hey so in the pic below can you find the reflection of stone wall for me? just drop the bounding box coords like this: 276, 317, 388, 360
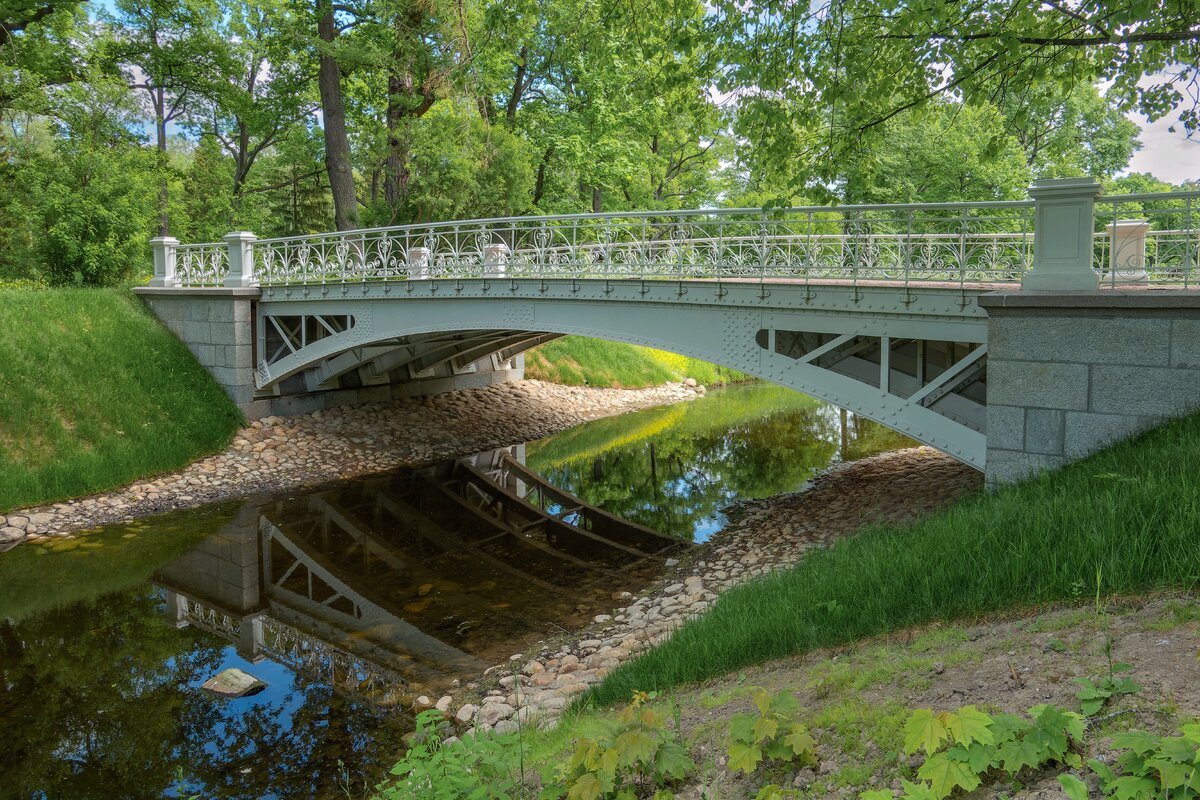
155, 506, 263, 614
981, 292, 1200, 486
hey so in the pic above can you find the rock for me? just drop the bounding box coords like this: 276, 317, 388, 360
201, 668, 266, 698
435, 695, 453, 712
6, 516, 28, 530
559, 654, 581, 673
455, 704, 479, 724
414, 695, 434, 710
664, 558, 680, 567
523, 660, 545, 675
478, 702, 515, 726
593, 614, 612, 624
683, 378, 698, 388
27, 512, 55, 527
0, 527, 24, 543
493, 719, 520, 735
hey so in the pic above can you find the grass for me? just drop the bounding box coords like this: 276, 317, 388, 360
524, 336, 748, 388
587, 411, 1200, 706
0, 288, 242, 512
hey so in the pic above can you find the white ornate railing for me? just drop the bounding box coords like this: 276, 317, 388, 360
175, 242, 230, 287
150, 183, 1200, 290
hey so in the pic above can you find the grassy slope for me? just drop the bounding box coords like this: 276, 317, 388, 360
524, 336, 748, 388
0, 289, 242, 512
588, 411, 1200, 706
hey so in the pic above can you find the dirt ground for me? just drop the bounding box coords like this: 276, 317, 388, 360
659, 593, 1200, 799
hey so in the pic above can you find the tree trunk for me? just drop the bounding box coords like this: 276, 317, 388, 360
591, 186, 602, 213
154, 87, 169, 236
317, 1, 357, 231
383, 72, 409, 213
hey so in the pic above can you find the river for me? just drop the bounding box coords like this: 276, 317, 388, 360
0, 382, 912, 799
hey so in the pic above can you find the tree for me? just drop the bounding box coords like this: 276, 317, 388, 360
0, 1, 88, 116
105, 0, 223, 234
999, 83, 1141, 179
713, 0, 1200, 187
187, 0, 317, 206
839, 102, 1033, 204
314, 0, 358, 230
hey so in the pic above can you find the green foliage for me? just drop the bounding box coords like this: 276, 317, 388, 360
379, 710, 528, 799
1088, 724, 1200, 799
712, 0, 1195, 188
543, 693, 694, 800
726, 688, 817, 775
889, 704, 1085, 799
1075, 664, 1141, 716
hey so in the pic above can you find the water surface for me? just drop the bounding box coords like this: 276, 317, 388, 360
0, 382, 912, 799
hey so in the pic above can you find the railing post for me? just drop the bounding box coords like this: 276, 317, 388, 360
223, 231, 258, 288
1105, 219, 1150, 285
1023, 177, 1102, 291
149, 236, 179, 287
484, 242, 510, 278
407, 246, 431, 279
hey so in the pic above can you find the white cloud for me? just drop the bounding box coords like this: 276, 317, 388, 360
1126, 114, 1200, 184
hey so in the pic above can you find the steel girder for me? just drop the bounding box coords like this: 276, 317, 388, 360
255, 279, 990, 467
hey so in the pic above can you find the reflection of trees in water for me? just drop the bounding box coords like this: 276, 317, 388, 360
529, 385, 914, 539
0, 587, 405, 800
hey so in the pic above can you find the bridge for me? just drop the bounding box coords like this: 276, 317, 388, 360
135, 178, 1200, 485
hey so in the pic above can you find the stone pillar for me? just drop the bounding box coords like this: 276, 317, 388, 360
149, 236, 179, 287
483, 242, 509, 278
1023, 177, 1103, 291
1104, 219, 1150, 285
408, 246, 431, 279
224, 231, 258, 288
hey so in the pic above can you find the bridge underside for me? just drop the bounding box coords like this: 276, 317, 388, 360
249, 279, 990, 468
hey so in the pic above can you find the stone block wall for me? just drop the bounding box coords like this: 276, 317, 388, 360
136, 288, 259, 406
980, 292, 1200, 486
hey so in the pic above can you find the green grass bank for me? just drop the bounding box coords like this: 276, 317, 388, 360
524, 336, 748, 388
0, 289, 242, 513
587, 411, 1200, 706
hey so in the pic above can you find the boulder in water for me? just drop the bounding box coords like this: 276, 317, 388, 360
202, 668, 266, 698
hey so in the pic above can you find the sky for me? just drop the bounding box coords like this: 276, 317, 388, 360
1126, 115, 1200, 183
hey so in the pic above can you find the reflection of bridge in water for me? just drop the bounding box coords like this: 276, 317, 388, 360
155, 447, 683, 706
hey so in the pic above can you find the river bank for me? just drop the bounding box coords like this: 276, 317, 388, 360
0, 379, 702, 550
432, 447, 983, 737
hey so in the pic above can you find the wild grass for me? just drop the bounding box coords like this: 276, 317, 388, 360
587, 412, 1200, 706
0, 288, 242, 512
524, 336, 748, 388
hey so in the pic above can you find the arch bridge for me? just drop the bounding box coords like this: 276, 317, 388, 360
136, 179, 1200, 480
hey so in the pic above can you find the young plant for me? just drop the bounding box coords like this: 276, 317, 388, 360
380, 709, 527, 800
726, 688, 818, 775
543, 692, 694, 800
883, 703, 1085, 799
1087, 723, 1200, 799
1074, 663, 1140, 716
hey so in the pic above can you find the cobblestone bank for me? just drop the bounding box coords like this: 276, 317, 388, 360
0, 380, 700, 551
438, 447, 983, 736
